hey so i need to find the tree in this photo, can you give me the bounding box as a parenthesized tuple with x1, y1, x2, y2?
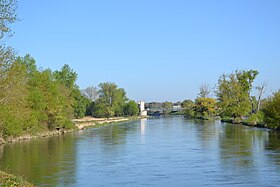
(93, 101, 114, 118)
(27, 68, 73, 130)
(162, 101, 173, 115)
(198, 83, 211, 98)
(262, 90, 280, 129)
(54, 64, 87, 118)
(216, 70, 258, 118)
(181, 99, 195, 118)
(93, 82, 127, 118)
(0, 0, 18, 40)
(162, 101, 173, 109)
(98, 82, 118, 107)
(17, 54, 37, 76)
(236, 70, 259, 113)
(0, 61, 29, 136)
(72, 86, 88, 118)
(255, 82, 267, 113)
(54, 64, 77, 89)
(194, 98, 217, 119)
(0, 46, 14, 70)
(82, 86, 99, 101)
(124, 100, 139, 116)
(99, 82, 127, 116)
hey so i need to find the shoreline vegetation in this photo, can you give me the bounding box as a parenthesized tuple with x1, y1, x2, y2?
(0, 116, 144, 145)
(177, 69, 280, 131)
(0, 170, 34, 187)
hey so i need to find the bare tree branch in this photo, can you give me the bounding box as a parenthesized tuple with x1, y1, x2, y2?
(82, 86, 100, 101)
(198, 83, 211, 98)
(256, 82, 267, 112)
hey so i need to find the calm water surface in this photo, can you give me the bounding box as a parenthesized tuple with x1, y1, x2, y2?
(1, 117, 280, 186)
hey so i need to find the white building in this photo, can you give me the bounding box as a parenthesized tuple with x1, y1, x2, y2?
(138, 101, 147, 116)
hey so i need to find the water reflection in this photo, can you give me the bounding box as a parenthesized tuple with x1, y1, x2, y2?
(265, 131, 280, 166)
(190, 119, 220, 148)
(141, 118, 147, 144)
(218, 124, 268, 169)
(0, 135, 77, 186)
(0, 117, 280, 186)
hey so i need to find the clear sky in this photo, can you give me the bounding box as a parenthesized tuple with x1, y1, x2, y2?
(7, 0, 280, 102)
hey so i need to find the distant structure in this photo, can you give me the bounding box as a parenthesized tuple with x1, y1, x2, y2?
(172, 105, 182, 110)
(138, 101, 147, 116)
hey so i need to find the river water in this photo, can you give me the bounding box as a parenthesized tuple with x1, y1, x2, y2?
(0, 117, 280, 186)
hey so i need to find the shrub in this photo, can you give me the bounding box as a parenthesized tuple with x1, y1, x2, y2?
(262, 90, 280, 129)
(246, 112, 264, 126)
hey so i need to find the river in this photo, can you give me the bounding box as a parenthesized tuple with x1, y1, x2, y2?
(0, 116, 280, 186)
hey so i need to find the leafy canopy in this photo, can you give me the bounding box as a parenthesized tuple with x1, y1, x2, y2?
(216, 70, 258, 118)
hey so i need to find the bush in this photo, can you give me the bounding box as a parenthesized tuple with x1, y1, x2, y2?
(262, 90, 280, 129)
(0, 170, 34, 187)
(246, 112, 264, 125)
(124, 101, 139, 116)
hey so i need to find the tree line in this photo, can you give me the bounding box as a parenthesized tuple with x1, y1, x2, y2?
(83, 83, 139, 118)
(0, 48, 139, 137)
(0, 54, 139, 138)
(182, 70, 280, 129)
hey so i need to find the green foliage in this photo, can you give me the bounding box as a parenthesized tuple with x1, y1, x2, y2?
(194, 98, 217, 119)
(0, 170, 34, 187)
(162, 101, 173, 109)
(85, 101, 95, 116)
(0, 55, 81, 137)
(262, 90, 280, 129)
(0, 60, 29, 136)
(0, 0, 18, 40)
(25, 64, 74, 130)
(0, 53, 136, 137)
(246, 112, 264, 125)
(124, 100, 139, 116)
(54, 65, 87, 119)
(162, 101, 173, 115)
(93, 82, 128, 118)
(72, 87, 88, 118)
(93, 101, 114, 118)
(181, 99, 195, 118)
(0, 1, 83, 137)
(216, 70, 258, 118)
(54, 64, 77, 89)
(181, 99, 194, 108)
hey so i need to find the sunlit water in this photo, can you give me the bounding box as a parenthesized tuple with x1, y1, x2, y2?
(1, 117, 280, 186)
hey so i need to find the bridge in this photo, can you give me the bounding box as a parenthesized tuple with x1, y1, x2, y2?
(146, 107, 183, 116)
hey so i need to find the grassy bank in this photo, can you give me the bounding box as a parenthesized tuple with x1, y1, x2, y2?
(0, 116, 142, 145)
(0, 171, 34, 187)
(220, 117, 268, 129)
(0, 128, 75, 145)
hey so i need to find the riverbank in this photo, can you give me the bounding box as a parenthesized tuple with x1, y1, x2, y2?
(0, 129, 74, 145)
(220, 118, 270, 129)
(72, 116, 132, 130)
(183, 115, 280, 130)
(0, 116, 141, 145)
(0, 171, 34, 187)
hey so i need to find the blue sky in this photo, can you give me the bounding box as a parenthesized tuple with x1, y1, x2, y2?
(7, 0, 280, 102)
